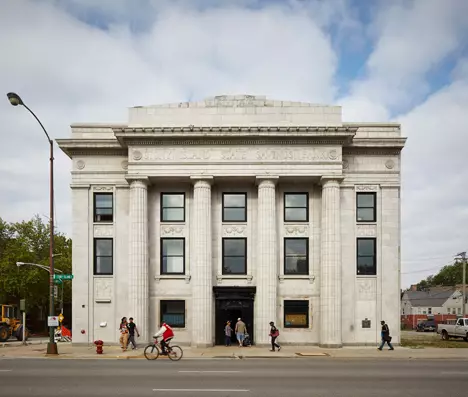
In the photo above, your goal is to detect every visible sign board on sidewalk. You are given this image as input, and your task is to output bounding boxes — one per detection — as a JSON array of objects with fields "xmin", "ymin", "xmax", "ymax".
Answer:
[
  {"xmin": 53, "ymin": 274, "xmax": 73, "ymax": 280},
  {"xmin": 48, "ymin": 316, "xmax": 59, "ymax": 327}
]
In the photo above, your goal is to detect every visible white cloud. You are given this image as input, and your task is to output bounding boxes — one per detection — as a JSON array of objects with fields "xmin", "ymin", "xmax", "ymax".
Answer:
[{"xmin": 1, "ymin": 0, "xmax": 467, "ymax": 288}]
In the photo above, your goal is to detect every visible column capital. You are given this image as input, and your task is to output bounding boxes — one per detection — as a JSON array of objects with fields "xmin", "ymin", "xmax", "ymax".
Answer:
[
  {"xmin": 126, "ymin": 175, "xmax": 149, "ymax": 184},
  {"xmin": 320, "ymin": 176, "xmax": 344, "ymax": 186},
  {"xmin": 190, "ymin": 175, "xmax": 213, "ymax": 187},
  {"xmin": 256, "ymin": 176, "xmax": 279, "ymax": 186}
]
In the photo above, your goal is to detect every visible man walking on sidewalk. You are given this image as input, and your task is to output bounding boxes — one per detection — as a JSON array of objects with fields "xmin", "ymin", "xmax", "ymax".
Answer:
[
  {"xmin": 127, "ymin": 317, "xmax": 140, "ymax": 350},
  {"xmin": 378, "ymin": 320, "xmax": 394, "ymax": 351}
]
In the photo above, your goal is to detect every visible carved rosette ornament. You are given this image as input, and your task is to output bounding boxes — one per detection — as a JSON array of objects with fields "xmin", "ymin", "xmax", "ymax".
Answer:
[
  {"xmin": 385, "ymin": 159, "xmax": 395, "ymax": 169},
  {"xmin": 76, "ymin": 160, "xmax": 85, "ymax": 170},
  {"xmin": 328, "ymin": 150, "xmax": 338, "ymax": 160},
  {"xmin": 161, "ymin": 225, "xmax": 184, "ymax": 237},
  {"xmin": 121, "ymin": 160, "xmax": 128, "ymax": 170},
  {"xmin": 222, "ymin": 225, "xmax": 247, "ymax": 237},
  {"xmin": 132, "ymin": 150, "xmax": 142, "ymax": 161},
  {"xmin": 284, "ymin": 225, "xmax": 309, "ymax": 237},
  {"xmin": 342, "ymin": 159, "xmax": 349, "ymax": 169}
]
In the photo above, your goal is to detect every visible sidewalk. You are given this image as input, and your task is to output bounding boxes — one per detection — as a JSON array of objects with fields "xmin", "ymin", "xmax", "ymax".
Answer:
[{"xmin": 1, "ymin": 342, "xmax": 468, "ymax": 360}]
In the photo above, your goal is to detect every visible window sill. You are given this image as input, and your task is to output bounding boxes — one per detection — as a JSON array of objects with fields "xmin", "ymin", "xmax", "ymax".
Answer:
[
  {"xmin": 279, "ymin": 275, "xmax": 315, "ymax": 284},
  {"xmin": 93, "ymin": 274, "xmax": 114, "ymax": 278},
  {"xmin": 93, "ymin": 222, "xmax": 114, "ymax": 225},
  {"xmin": 160, "ymin": 221, "xmax": 186, "ymax": 224},
  {"xmin": 217, "ymin": 275, "xmax": 253, "ymax": 284},
  {"xmin": 356, "ymin": 275, "xmax": 377, "ymax": 278},
  {"xmin": 155, "ymin": 275, "xmax": 191, "ymax": 284},
  {"xmin": 356, "ymin": 221, "xmax": 377, "ymax": 224}
]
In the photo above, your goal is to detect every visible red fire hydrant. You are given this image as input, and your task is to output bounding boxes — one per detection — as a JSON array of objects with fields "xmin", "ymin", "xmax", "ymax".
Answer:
[{"xmin": 94, "ymin": 340, "xmax": 104, "ymax": 354}]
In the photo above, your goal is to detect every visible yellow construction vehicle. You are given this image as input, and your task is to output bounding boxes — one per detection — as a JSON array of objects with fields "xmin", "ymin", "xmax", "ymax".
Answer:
[{"xmin": 0, "ymin": 304, "xmax": 29, "ymax": 342}]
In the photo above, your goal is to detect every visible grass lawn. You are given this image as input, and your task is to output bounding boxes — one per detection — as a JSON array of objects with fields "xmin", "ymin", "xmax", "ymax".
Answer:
[{"xmin": 401, "ymin": 338, "xmax": 468, "ymax": 348}]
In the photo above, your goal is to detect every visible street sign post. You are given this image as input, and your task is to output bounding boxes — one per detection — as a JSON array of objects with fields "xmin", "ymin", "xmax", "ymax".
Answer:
[
  {"xmin": 53, "ymin": 274, "xmax": 73, "ymax": 281},
  {"xmin": 48, "ymin": 316, "xmax": 59, "ymax": 327}
]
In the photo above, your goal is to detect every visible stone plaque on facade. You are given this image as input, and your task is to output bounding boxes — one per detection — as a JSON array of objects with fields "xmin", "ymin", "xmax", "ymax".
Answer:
[{"xmin": 362, "ymin": 318, "xmax": 371, "ymax": 328}]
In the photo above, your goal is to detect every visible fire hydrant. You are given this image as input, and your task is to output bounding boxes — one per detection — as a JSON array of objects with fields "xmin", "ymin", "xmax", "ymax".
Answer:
[{"xmin": 94, "ymin": 340, "xmax": 104, "ymax": 354}]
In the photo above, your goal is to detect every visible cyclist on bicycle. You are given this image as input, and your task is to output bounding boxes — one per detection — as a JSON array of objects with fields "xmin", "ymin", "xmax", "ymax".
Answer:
[{"xmin": 153, "ymin": 322, "xmax": 174, "ymax": 355}]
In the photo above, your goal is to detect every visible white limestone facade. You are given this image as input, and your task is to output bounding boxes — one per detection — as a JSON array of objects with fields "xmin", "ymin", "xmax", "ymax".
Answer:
[{"xmin": 57, "ymin": 95, "xmax": 406, "ymax": 347}]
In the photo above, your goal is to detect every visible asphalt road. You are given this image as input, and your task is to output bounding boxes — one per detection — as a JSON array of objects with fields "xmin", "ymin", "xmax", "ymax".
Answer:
[{"xmin": 1, "ymin": 358, "xmax": 468, "ymax": 396}]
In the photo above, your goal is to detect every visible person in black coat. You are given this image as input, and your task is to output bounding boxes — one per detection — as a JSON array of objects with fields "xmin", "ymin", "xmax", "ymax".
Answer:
[{"xmin": 378, "ymin": 320, "xmax": 394, "ymax": 350}]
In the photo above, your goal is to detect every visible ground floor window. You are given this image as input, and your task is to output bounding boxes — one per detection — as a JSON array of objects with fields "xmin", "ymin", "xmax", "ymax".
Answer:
[
  {"xmin": 160, "ymin": 300, "xmax": 185, "ymax": 328},
  {"xmin": 284, "ymin": 300, "xmax": 309, "ymax": 328}
]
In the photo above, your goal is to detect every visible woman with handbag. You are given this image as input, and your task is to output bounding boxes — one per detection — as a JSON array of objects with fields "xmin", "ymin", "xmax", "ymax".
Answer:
[{"xmin": 269, "ymin": 321, "xmax": 281, "ymax": 352}]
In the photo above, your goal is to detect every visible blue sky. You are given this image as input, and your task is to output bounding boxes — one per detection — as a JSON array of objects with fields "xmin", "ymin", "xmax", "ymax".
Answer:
[{"xmin": 1, "ymin": 0, "xmax": 468, "ymax": 287}]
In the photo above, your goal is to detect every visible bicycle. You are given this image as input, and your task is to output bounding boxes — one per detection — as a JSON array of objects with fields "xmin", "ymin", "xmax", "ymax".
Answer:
[{"xmin": 144, "ymin": 337, "xmax": 183, "ymax": 361}]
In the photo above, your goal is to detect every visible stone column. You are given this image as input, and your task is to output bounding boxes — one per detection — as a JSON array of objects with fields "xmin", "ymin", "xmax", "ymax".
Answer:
[
  {"xmin": 255, "ymin": 177, "xmax": 278, "ymax": 346},
  {"xmin": 128, "ymin": 177, "xmax": 149, "ymax": 342},
  {"xmin": 320, "ymin": 176, "xmax": 343, "ymax": 348},
  {"xmin": 191, "ymin": 177, "xmax": 213, "ymax": 347}
]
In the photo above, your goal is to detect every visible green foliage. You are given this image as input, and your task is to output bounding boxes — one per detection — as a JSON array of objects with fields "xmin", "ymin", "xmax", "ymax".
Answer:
[
  {"xmin": 0, "ymin": 215, "xmax": 71, "ymax": 311},
  {"xmin": 416, "ymin": 261, "xmax": 467, "ymax": 290}
]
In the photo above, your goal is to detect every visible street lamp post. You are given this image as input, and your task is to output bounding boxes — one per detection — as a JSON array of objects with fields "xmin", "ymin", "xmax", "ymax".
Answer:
[{"xmin": 7, "ymin": 92, "xmax": 57, "ymax": 355}]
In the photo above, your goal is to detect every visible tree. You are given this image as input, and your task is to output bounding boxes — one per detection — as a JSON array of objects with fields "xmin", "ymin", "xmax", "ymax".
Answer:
[
  {"xmin": 0, "ymin": 215, "xmax": 72, "ymax": 312},
  {"xmin": 416, "ymin": 260, "xmax": 467, "ymax": 289}
]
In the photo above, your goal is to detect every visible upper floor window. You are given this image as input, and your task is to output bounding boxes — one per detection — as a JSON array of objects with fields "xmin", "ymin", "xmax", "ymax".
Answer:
[
  {"xmin": 161, "ymin": 238, "xmax": 185, "ymax": 274},
  {"xmin": 222, "ymin": 238, "xmax": 247, "ymax": 275},
  {"xmin": 284, "ymin": 193, "xmax": 308, "ymax": 222},
  {"xmin": 94, "ymin": 238, "xmax": 113, "ymax": 275},
  {"xmin": 94, "ymin": 193, "xmax": 113, "ymax": 222},
  {"xmin": 222, "ymin": 193, "xmax": 247, "ymax": 222},
  {"xmin": 284, "ymin": 238, "xmax": 309, "ymax": 275},
  {"xmin": 357, "ymin": 238, "xmax": 376, "ymax": 275},
  {"xmin": 161, "ymin": 193, "xmax": 185, "ymax": 222},
  {"xmin": 356, "ymin": 192, "xmax": 376, "ymax": 222}
]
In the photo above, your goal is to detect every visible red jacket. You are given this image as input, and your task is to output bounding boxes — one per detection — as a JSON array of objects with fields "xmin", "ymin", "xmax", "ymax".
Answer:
[{"xmin": 155, "ymin": 323, "xmax": 174, "ymax": 341}]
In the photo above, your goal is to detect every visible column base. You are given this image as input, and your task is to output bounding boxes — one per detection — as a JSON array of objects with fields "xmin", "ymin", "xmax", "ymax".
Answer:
[{"xmin": 319, "ymin": 343, "xmax": 343, "ymax": 349}]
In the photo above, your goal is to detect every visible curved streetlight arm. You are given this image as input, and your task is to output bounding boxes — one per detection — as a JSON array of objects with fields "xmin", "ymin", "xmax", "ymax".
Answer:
[
  {"xmin": 16, "ymin": 262, "xmax": 63, "ymax": 273},
  {"xmin": 21, "ymin": 103, "xmax": 52, "ymax": 144}
]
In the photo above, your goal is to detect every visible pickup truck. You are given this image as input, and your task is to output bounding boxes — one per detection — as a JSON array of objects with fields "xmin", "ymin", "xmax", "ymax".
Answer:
[{"xmin": 437, "ymin": 318, "xmax": 468, "ymax": 341}]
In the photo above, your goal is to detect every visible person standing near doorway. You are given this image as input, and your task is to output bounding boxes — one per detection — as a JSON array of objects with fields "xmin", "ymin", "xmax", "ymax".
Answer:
[
  {"xmin": 378, "ymin": 320, "xmax": 394, "ymax": 351},
  {"xmin": 269, "ymin": 321, "xmax": 281, "ymax": 352},
  {"xmin": 127, "ymin": 317, "xmax": 140, "ymax": 350},
  {"xmin": 224, "ymin": 321, "xmax": 233, "ymax": 346},
  {"xmin": 235, "ymin": 318, "xmax": 247, "ymax": 347}
]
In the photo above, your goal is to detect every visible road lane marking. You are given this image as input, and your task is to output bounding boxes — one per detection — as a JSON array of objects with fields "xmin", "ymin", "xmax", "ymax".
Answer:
[
  {"xmin": 0, "ymin": 370, "xmax": 12, "ymax": 372},
  {"xmin": 153, "ymin": 389, "xmax": 249, "ymax": 392},
  {"xmin": 441, "ymin": 371, "xmax": 468, "ymax": 375},
  {"xmin": 178, "ymin": 370, "xmax": 241, "ymax": 373}
]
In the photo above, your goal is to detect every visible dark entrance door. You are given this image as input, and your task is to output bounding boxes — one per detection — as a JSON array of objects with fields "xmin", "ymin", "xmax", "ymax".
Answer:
[{"xmin": 213, "ymin": 286, "xmax": 256, "ymax": 346}]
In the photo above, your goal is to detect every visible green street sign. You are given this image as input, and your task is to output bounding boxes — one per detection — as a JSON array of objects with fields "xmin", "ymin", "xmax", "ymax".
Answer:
[{"xmin": 53, "ymin": 274, "xmax": 74, "ymax": 280}]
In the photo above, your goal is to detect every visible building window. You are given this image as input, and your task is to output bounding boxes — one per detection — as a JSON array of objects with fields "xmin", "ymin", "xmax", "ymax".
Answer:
[
  {"xmin": 284, "ymin": 300, "xmax": 309, "ymax": 328},
  {"xmin": 160, "ymin": 300, "xmax": 185, "ymax": 328},
  {"xmin": 458, "ymin": 308, "xmax": 462, "ymax": 315},
  {"xmin": 284, "ymin": 238, "xmax": 309, "ymax": 275},
  {"xmin": 222, "ymin": 193, "xmax": 247, "ymax": 222},
  {"xmin": 161, "ymin": 193, "xmax": 185, "ymax": 222},
  {"xmin": 357, "ymin": 238, "xmax": 376, "ymax": 275},
  {"xmin": 94, "ymin": 193, "xmax": 113, "ymax": 222},
  {"xmin": 447, "ymin": 308, "xmax": 451, "ymax": 314},
  {"xmin": 94, "ymin": 238, "xmax": 113, "ymax": 275},
  {"xmin": 161, "ymin": 238, "xmax": 185, "ymax": 274},
  {"xmin": 428, "ymin": 308, "xmax": 432, "ymax": 314},
  {"xmin": 284, "ymin": 193, "xmax": 308, "ymax": 222},
  {"xmin": 356, "ymin": 192, "xmax": 376, "ymax": 222},
  {"xmin": 222, "ymin": 238, "xmax": 247, "ymax": 275}
]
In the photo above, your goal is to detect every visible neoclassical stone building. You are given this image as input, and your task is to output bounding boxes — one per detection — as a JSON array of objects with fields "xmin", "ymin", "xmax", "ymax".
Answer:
[{"xmin": 57, "ymin": 95, "xmax": 406, "ymax": 347}]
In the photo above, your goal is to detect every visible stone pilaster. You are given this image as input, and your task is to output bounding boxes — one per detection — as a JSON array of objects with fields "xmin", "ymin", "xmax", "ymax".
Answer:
[
  {"xmin": 191, "ymin": 177, "xmax": 213, "ymax": 347},
  {"xmin": 320, "ymin": 176, "xmax": 343, "ymax": 348},
  {"xmin": 255, "ymin": 177, "xmax": 278, "ymax": 346},
  {"xmin": 128, "ymin": 178, "xmax": 149, "ymax": 342}
]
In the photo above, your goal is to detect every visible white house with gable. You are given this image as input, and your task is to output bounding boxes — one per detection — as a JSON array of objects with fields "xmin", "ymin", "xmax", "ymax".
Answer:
[{"xmin": 57, "ymin": 94, "xmax": 406, "ymax": 347}]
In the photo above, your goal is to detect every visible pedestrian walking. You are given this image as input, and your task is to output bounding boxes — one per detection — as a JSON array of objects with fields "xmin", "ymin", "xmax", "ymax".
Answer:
[
  {"xmin": 225, "ymin": 321, "xmax": 233, "ymax": 346},
  {"xmin": 127, "ymin": 317, "xmax": 140, "ymax": 350},
  {"xmin": 235, "ymin": 318, "xmax": 247, "ymax": 347},
  {"xmin": 378, "ymin": 320, "xmax": 394, "ymax": 351},
  {"xmin": 119, "ymin": 317, "xmax": 129, "ymax": 351},
  {"xmin": 269, "ymin": 321, "xmax": 281, "ymax": 352}
]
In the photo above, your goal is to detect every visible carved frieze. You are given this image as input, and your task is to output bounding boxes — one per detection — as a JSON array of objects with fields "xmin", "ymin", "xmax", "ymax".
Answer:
[
  {"xmin": 284, "ymin": 225, "xmax": 309, "ymax": 237},
  {"xmin": 94, "ymin": 225, "xmax": 113, "ymax": 237},
  {"xmin": 131, "ymin": 147, "xmax": 341, "ymax": 163},
  {"xmin": 160, "ymin": 225, "xmax": 185, "ymax": 237},
  {"xmin": 355, "ymin": 185, "xmax": 379, "ymax": 192},
  {"xmin": 94, "ymin": 278, "xmax": 113, "ymax": 302},
  {"xmin": 356, "ymin": 224, "xmax": 377, "ymax": 237},
  {"xmin": 222, "ymin": 225, "xmax": 247, "ymax": 237},
  {"xmin": 93, "ymin": 186, "xmax": 114, "ymax": 191},
  {"xmin": 357, "ymin": 278, "xmax": 376, "ymax": 301}
]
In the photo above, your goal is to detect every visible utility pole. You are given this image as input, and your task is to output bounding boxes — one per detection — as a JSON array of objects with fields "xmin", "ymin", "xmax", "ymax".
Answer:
[{"xmin": 456, "ymin": 252, "xmax": 467, "ymax": 317}]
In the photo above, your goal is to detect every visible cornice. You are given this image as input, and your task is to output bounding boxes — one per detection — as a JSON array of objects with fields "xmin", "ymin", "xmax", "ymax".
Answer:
[{"xmin": 113, "ymin": 126, "xmax": 359, "ymax": 134}]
